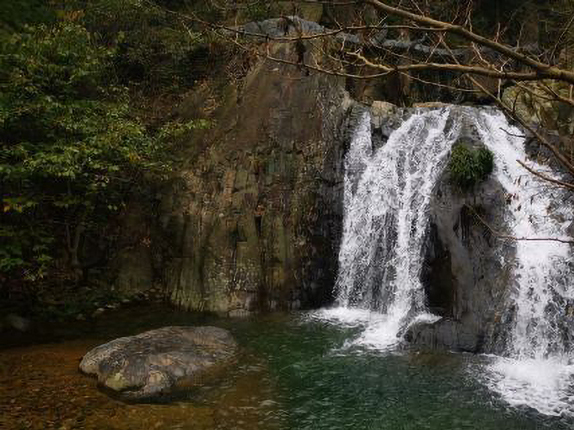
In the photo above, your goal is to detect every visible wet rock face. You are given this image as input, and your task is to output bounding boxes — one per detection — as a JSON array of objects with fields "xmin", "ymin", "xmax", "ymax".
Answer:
[
  {"xmin": 369, "ymin": 101, "xmax": 408, "ymax": 150},
  {"xmin": 151, "ymin": 43, "xmax": 351, "ymax": 314},
  {"xmin": 80, "ymin": 326, "xmax": 237, "ymax": 401},
  {"xmin": 502, "ymin": 82, "xmax": 574, "ymax": 136},
  {"xmin": 405, "ymin": 319, "xmax": 484, "ymax": 353},
  {"xmin": 412, "ymin": 137, "xmax": 515, "ymax": 353}
]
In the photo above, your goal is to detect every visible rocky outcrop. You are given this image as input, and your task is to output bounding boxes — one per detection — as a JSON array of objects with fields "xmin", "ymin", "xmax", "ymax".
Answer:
[
  {"xmin": 236, "ymin": 16, "xmax": 467, "ymax": 59},
  {"xmin": 409, "ymin": 112, "xmax": 515, "ymax": 353},
  {"xmin": 129, "ymin": 41, "xmax": 352, "ymax": 315},
  {"xmin": 111, "ymin": 13, "xmax": 552, "ymax": 321},
  {"xmin": 80, "ymin": 326, "xmax": 237, "ymax": 400},
  {"xmin": 502, "ymin": 82, "xmax": 574, "ymax": 171},
  {"xmin": 405, "ymin": 319, "xmax": 483, "ymax": 353}
]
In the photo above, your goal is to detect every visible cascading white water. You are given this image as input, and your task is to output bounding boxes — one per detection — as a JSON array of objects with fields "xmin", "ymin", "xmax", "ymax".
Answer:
[
  {"xmin": 322, "ymin": 108, "xmax": 458, "ymax": 349},
  {"xmin": 316, "ymin": 105, "xmax": 574, "ymax": 416},
  {"xmin": 474, "ymin": 110, "xmax": 574, "ymax": 417}
]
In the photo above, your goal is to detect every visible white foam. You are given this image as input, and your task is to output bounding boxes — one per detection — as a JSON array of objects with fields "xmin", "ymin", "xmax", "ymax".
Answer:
[
  {"xmin": 334, "ymin": 109, "xmax": 458, "ymax": 343},
  {"xmin": 484, "ymin": 356, "xmax": 574, "ymax": 417},
  {"xmin": 309, "ymin": 307, "xmax": 380, "ymax": 327},
  {"xmin": 309, "ymin": 307, "xmax": 403, "ymax": 351},
  {"xmin": 311, "ymin": 307, "xmax": 443, "ymax": 352},
  {"xmin": 474, "ymin": 110, "xmax": 574, "ymax": 416}
]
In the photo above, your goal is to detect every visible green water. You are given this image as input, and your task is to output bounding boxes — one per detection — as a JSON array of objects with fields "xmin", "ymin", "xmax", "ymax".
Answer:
[
  {"xmin": 3, "ymin": 305, "xmax": 572, "ymax": 430},
  {"xmin": 221, "ymin": 313, "xmax": 571, "ymax": 430}
]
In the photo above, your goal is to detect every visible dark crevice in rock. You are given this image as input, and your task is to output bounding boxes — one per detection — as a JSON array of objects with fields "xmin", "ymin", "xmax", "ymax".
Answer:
[{"xmin": 422, "ymin": 223, "xmax": 455, "ymax": 318}]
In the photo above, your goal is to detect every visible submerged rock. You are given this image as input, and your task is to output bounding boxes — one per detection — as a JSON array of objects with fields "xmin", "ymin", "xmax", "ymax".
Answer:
[
  {"xmin": 405, "ymin": 319, "xmax": 483, "ymax": 353},
  {"xmin": 80, "ymin": 326, "xmax": 237, "ymax": 400},
  {"xmin": 5, "ymin": 314, "xmax": 32, "ymax": 332}
]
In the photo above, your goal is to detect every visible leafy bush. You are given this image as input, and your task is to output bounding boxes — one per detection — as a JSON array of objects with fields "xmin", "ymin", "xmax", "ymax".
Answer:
[
  {"xmin": 0, "ymin": 22, "xmax": 202, "ymax": 283},
  {"xmin": 449, "ymin": 144, "xmax": 494, "ymax": 190}
]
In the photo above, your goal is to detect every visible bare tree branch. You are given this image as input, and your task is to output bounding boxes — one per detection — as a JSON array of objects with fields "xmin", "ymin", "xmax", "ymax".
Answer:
[
  {"xmin": 363, "ymin": 0, "xmax": 574, "ymax": 84},
  {"xmin": 152, "ymin": 0, "xmax": 574, "ymax": 194},
  {"xmin": 517, "ymin": 161, "xmax": 574, "ymax": 191},
  {"xmin": 464, "ymin": 204, "xmax": 574, "ymax": 244},
  {"xmin": 346, "ymin": 51, "xmax": 554, "ymax": 82},
  {"xmin": 435, "ymin": 38, "xmax": 574, "ymax": 182}
]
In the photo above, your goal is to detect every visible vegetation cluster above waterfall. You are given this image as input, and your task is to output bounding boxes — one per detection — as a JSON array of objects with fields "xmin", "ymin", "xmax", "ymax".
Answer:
[{"xmin": 448, "ymin": 144, "xmax": 494, "ymax": 190}]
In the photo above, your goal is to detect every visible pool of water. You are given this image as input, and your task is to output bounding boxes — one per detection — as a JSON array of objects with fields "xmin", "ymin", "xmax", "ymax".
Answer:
[{"xmin": 1, "ymin": 305, "xmax": 572, "ymax": 429}]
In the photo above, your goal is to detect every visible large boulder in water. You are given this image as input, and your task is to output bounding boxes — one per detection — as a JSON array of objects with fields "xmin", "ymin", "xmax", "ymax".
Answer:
[{"xmin": 80, "ymin": 326, "xmax": 237, "ymax": 400}]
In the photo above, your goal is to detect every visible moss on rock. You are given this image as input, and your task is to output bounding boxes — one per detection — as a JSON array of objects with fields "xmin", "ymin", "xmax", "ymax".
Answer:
[{"xmin": 449, "ymin": 144, "xmax": 494, "ymax": 191}]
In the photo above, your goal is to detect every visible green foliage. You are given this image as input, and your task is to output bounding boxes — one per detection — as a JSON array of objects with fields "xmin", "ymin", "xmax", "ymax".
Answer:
[
  {"xmin": 0, "ymin": 22, "xmax": 203, "ymax": 282},
  {"xmin": 0, "ymin": 0, "xmax": 55, "ymax": 35},
  {"xmin": 77, "ymin": 0, "xmax": 206, "ymax": 89},
  {"xmin": 449, "ymin": 144, "xmax": 494, "ymax": 191},
  {"xmin": 244, "ymin": 1, "xmax": 272, "ymax": 22}
]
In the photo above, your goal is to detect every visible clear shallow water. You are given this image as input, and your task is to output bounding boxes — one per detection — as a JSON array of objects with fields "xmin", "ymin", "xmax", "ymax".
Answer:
[{"xmin": 2, "ymin": 305, "xmax": 571, "ymax": 429}]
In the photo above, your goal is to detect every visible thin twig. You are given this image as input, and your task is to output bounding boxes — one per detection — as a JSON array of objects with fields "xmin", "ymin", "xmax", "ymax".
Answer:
[
  {"xmin": 517, "ymin": 161, "xmax": 574, "ymax": 191},
  {"xmin": 464, "ymin": 204, "xmax": 574, "ymax": 244}
]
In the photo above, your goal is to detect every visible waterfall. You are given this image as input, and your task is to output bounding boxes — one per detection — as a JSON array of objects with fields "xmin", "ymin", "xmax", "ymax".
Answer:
[
  {"xmin": 474, "ymin": 110, "xmax": 574, "ymax": 417},
  {"xmin": 328, "ymin": 108, "xmax": 459, "ymax": 349},
  {"xmin": 319, "ymin": 105, "xmax": 574, "ymax": 416}
]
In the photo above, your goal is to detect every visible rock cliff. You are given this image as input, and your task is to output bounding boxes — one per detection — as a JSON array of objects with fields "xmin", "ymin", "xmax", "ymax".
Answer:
[
  {"xmin": 118, "ymin": 42, "xmax": 352, "ymax": 314},
  {"xmin": 111, "ymin": 15, "xmax": 569, "ymax": 342}
]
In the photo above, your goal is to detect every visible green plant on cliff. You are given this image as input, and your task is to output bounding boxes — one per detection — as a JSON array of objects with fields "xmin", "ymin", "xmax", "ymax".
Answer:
[
  {"xmin": 0, "ymin": 22, "xmax": 201, "ymax": 285},
  {"xmin": 449, "ymin": 145, "xmax": 494, "ymax": 191}
]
